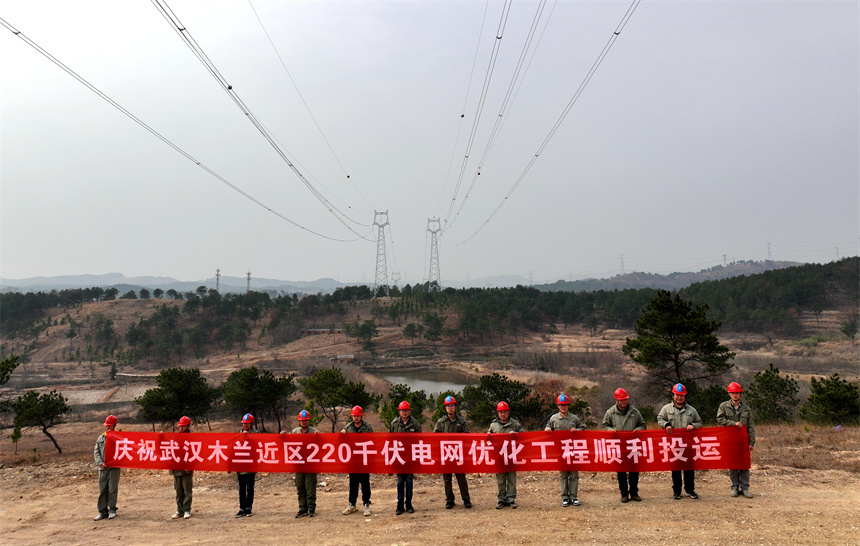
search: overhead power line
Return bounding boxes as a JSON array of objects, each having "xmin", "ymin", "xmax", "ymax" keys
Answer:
[
  {"xmin": 458, "ymin": 0, "xmax": 643, "ymax": 244},
  {"xmin": 0, "ymin": 17, "xmax": 369, "ymax": 243},
  {"xmin": 152, "ymin": 0, "xmax": 371, "ymax": 238},
  {"xmin": 247, "ymin": 0, "xmax": 375, "ymax": 213},
  {"xmin": 444, "ymin": 0, "xmax": 552, "ymax": 233}
]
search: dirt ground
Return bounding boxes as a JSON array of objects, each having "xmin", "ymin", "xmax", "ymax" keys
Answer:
[{"xmin": 1, "ymin": 425, "xmax": 858, "ymax": 545}]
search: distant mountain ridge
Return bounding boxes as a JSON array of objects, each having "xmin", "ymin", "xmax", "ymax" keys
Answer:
[
  {"xmin": 0, "ymin": 273, "xmax": 346, "ymax": 295},
  {"xmin": 0, "ymin": 260, "xmax": 804, "ymax": 295},
  {"xmin": 535, "ymin": 260, "xmax": 802, "ymax": 292}
]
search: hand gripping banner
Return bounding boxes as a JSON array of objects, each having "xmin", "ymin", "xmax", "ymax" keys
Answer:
[{"xmin": 105, "ymin": 427, "xmax": 749, "ymax": 474}]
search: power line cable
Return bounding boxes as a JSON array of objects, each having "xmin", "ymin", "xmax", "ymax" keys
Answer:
[
  {"xmin": 247, "ymin": 0, "xmax": 375, "ymax": 213},
  {"xmin": 457, "ymin": 0, "xmax": 642, "ymax": 244},
  {"xmin": 151, "ymin": 0, "xmax": 370, "ymax": 238},
  {"xmin": 0, "ymin": 17, "xmax": 369, "ymax": 243},
  {"xmin": 442, "ymin": 0, "xmax": 514, "ymax": 228},
  {"xmin": 444, "ymin": 0, "xmax": 551, "ymax": 232},
  {"xmin": 435, "ymin": 0, "xmax": 491, "ymax": 217}
]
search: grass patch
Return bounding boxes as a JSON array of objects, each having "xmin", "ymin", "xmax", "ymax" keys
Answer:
[
  {"xmin": 756, "ymin": 424, "xmax": 860, "ymax": 473},
  {"xmin": 789, "ymin": 335, "xmax": 829, "ymax": 348}
]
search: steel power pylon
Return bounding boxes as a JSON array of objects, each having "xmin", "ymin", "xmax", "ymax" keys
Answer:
[
  {"xmin": 427, "ymin": 217, "xmax": 441, "ymax": 291},
  {"xmin": 373, "ymin": 211, "xmax": 390, "ymax": 297}
]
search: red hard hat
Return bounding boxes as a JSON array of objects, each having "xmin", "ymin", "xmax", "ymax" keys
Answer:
[
  {"xmin": 496, "ymin": 401, "xmax": 510, "ymax": 411},
  {"xmin": 104, "ymin": 415, "xmax": 118, "ymax": 426},
  {"xmin": 351, "ymin": 405, "xmax": 364, "ymax": 416},
  {"xmin": 444, "ymin": 395, "xmax": 457, "ymax": 405},
  {"xmin": 298, "ymin": 410, "xmax": 310, "ymax": 420},
  {"xmin": 398, "ymin": 401, "xmax": 411, "ymax": 411},
  {"xmin": 727, "ymin": 382, "xmax": 743, "ymax": 393},
  {"xmin": 614, "ymin": 388, "xmax": 629, "ymax": 401},
  {"xmin": 241, "ymin": 413, "xmax": 255, "ymax": 423},
  {"xmin": 177, "ymin": 416, "xmax": 191, "ymax": 426},
  {"xmin": 672, "ymin": 383, "xmax": 687, "ymax": 396}
]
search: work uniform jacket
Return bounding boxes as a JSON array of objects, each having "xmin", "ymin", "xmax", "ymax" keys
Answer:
[
  {"xmin": 657, "ymin": 402, "xmax": 702, "ymax": 430},
  {"xmin": 716, "ymin": 400, "xmax": 756, "ymax": 447},
  {"xmin": 602, "ymin": 404, "xmax": 646, "ymax": 432},
  {"xmin": 389, "ymin": 415, "xmax": 422, "ymax": 434},
  {"xmin": 434, "ymin": 413, "xmax": 470, "ymax": 433},
  {"xmin": 488, "ymin": 417, "xmax": 524, "ymax": 434},
  {"xmin": 546, "ymin": 412, "xmax": 585, "ymax": 432},
  {"xmin": 344, "ymin": 420, "xmax": 374, "ymax": 434}
]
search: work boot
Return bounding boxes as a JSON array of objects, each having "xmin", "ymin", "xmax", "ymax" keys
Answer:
[
  {"xmin": 342, "ymin": 504, "xmax": 357, "ymax": 515},
  {"xmin": 406, "ymin": 504, "xmax": 414, "ymax": 514},
  {"xmin": 395, "ymin": 505, "xmax": 404, "ymax": 515},
  {"xmin": 621, "ymin": 496, "xmax": 630, "ymax": 503},
  {"xmin": 509, "ymin": 500, "xmax": 517, "ymax": 509},
  {"xmin": 308, "ymin": 510, "xmax": 316, "ymax": 518},
  {"xmin": 295, "ymin": 510, "xmax": 308, "ymax": 518},
  {"xmin": 496, "ymin": 501, "xmax": 506, "ymax": 509},
  {"xmin": 463, "ymin": 501, "xmax": 472, "ymax": 509},
  {"xmin": 630, "ymin": 494, "xmax": 642, "ymax": 502},
  {"xmin": 730, "ymin": 489, "xmax": 739, "ymax": 497},
  {"xmin": 742, "ymin": 490, "xmax": 753, "ymax": 498},
  {"xmin": 235, "ymin": 510, "xmax": 246, "ymax": 518}
]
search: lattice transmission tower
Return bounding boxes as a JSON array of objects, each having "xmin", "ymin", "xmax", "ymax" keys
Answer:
[
  {"xmin": 427, "ymin": 217, "xmax": 441, "ymax": 291},
  {"xmin": 373, "ymin": 211, "xmax": 390, "ymax": 297}
]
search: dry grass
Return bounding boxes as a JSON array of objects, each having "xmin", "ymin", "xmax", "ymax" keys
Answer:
[{"xmin": 754, "ymin": 424, "xmax": 860, "ymax": 473}]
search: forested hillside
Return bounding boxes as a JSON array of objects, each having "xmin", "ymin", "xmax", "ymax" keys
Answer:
[{"xmin": 1, "ymin": 258, "xmax": 856, "ymax": 368}]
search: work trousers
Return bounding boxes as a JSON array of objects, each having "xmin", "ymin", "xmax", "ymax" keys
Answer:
[
  {"xmin": 559, "ymin": 470, "xmax": 580, "ymax": 501},
  {"xmin": 237, "ymin": 473, "xmax": 256, "ymax": 512},
  {"xmin": 671, "ymin": 470, "xmax": 695, "ymax": 495},
  {"xmin": 97, "ymin": 468, "xmax": 120, "ymax": 515},
  {"xmin": 173, "ymin": 473, "xmax": 193, "ymax": 513},
  {"xmin": 729, "ymin": 469, "xmax": 750, "ymax": 492},
  {"xmin": 443, "ymin": 473, "xmax": 470, "ymax": 504},
  {"xmin": 295, "ymin": 472, "xmax": 318, "ymax": 512},
  {"xmin": 616, "ymin": 472, "xmax": 640, "ymax": 497},
  {"xmin": 348, "ymin": 473, "xmax": 371, "ymax": 506},
  {"xmin": 396, "ymin": 474, "xmax": 413, "ymax": 508},
  {"xmin": 495, "ymin": 471, "xmax": 517, "ymax": 503}
]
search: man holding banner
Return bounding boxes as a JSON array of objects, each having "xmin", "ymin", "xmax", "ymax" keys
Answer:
[
  {"xmin": 389, "ymin": 401, "xmax": 421, "ymax": 515},
  {"xmin": 288, "ymin": 410, "xmax": 320, "ymax": 518},
  {"xmin": 169, "ymin": 416, "xmax": 194, "ymax": 519},
  {"xmin": 658, "ymin": 384, "xmax": 703, "ymax": 500},
  {"xmin": 434, "ymin": 395, "xmax": 472, "ymax": 510},
  {"xmin": 341, "ymin": 406, "xmax": 374, "ymax": 516},
  {"xmin": 545, "ymin": 394, "xmax": 586, "ymax": 507},
  {"xmin": 488, "ymin": 401, "xmax": 524, "ymax": 509},
  {"xmin": 717, "ymin": 382, "xmax": 755, "ymax": 498},
  {"xmin": 93, "ymin": 415, "xmax": 120, "ymax": 521},
  {"xmin": 602, "ymin": 388, "xmax": 646, "ymax": 503}
]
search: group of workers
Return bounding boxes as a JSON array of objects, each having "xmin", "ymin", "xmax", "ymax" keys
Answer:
[{"xmin": 93, "ymin": 381, "xmax": 755, "ymax": 521}]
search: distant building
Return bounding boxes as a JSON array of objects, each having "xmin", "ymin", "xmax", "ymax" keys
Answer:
[{"xmin": 331, "ymin": 354, "xmax": 357, "ymax": 364}]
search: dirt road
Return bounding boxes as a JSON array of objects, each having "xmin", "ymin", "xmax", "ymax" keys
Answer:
[{"xmin": 2, "ymin": 460, "xmax": 857, "ymax": 545}]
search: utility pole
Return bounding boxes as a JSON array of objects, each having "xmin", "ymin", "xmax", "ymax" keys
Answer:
[
  {"xmin": 427, "ymin": 217, "xmax": 441, "ymax": 291},
  {"xmin": 216, "ymin": 268, "xmax": 220, "ymax": 292},
  {"xmin": 373, "ymin": 211, "xmax": 390, "ymax": 297},
  {"xmin": 246, "ymin": 271, "xmax": 251, "ymax": 294},
  {"xmin": 620, "ymin": 254, "xmax": 625, "ymax": 275}
]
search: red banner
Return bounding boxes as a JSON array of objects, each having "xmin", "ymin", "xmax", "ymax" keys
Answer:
[{"xmin": 105, "ymin": 427, "xmax": 749, "ymax": 474}]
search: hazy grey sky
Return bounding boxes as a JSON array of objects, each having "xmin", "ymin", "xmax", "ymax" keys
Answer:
[{"xmin": 1, "ymin": 1, "xmax": 857, "ymax": 286}]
